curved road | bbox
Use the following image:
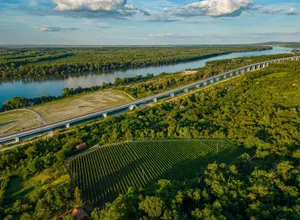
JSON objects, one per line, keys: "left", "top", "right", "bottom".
{"left": 0, "top": 55, "right": 299, "bottom": 145}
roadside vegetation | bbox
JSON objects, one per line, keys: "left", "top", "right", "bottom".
{"left": 0, "top": 57, "right": 299, "bottom": 219}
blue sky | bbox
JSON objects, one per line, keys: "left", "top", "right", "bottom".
{"left": 0, "top": 0, "right": 299, "bottom": 45}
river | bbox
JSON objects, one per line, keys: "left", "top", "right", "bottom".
{"left": 0, "top": 46, "right": 292, "bottom": 105}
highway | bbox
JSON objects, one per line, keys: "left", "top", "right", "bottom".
{"left": 0, "top": 56, "right": 299, "bottom": 145}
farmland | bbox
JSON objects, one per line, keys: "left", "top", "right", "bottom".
{"left": 68, "top": 139, "right": 241, "bottom": 206}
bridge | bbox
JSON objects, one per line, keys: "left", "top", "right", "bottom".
{"left": 0, "top": 56, "right": 299, "bottom": 145}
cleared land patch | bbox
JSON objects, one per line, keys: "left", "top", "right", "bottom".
{"left": 31, "top": 89, "right": 134, "bottom": 124}
{"left": 0, "top": 89, "right": 133, "bottom": 136}
{"left": 0, "top": 110, "right": 40, "bottom": 135}
{"left": 67, "top": 139, "right": 242, "bottom": 206}
{"left": 181, "top": 70, "right": 198, "bottom": 76}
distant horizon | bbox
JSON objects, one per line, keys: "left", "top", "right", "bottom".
{"left": 0, "top": 41, "right": 299, "bottom": 47}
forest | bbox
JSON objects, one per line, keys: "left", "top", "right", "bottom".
{"left": 0, "top": 46, "right": 270, "bottom": 79}
{"left": 0, "top": 58, "right": 299, "bottom": 219}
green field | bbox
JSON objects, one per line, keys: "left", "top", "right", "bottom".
{"left": 68, "top": 139, "right": 241, "bottom": 206}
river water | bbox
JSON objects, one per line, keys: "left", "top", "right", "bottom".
{"left": 0, "top": 46, "right": 292, "bottom": 105}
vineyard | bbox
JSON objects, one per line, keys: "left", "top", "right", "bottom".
{"left": 68, "top": 139, "right": 241, "bottom": 206}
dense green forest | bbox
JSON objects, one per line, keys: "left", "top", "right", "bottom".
{"left": 0, "top": 58, "right": 299, "bottom": 219}
{"left": 0, "top": 46, "right": 270, "bottom": 79}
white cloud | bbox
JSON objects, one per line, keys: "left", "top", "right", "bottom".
{"left": 286, "top": 8, "right": 298, "bottom": 15}
{"left": 164, "top": 0, "right": 254, "bottom": 17}
{"left": 35, "top": 26, "right": 79, "bottom": 32}
{"left": 52, "top": 0, "right": 128, "bottom": 11}
{"left": 259, "top": 7, "right": 299, "bottom": 15}
{"left": 148, "top": 33, "right": 203, "bottom": 38}
{"left": 147, "top": 14, "right": 182, "bottom": 22}
{"left": 263, "top": 8, "right": 285, "bottom": 14}
{"left": 50, "top": 0, "right": 149, "bottom": 18}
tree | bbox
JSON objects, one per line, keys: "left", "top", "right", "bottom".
{"left": 62, "top": 88, "right": 70, "bottom": 97}
{"left": 73, "top": 187, "right": 84, "bottom": 208}
{"left": 139, "top": 196, "right": 164, "bottom": 218}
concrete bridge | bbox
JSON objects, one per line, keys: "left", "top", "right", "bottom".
{"left": 0, "top": 56, "right": 299, "bottom": 145}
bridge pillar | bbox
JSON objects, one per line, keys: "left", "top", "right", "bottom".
{"left": 230, "top": 72, "right": 233, "bottom": 77}
{"left": 170, "top": 92, "right": 175, "bottom": 97}
{"left": 247, "top": 67, "right": 251, "bottom": 72}
{"left": 48, "top": 130, "right": 54, "bottom": 137}
{"left": 203, "top": 81, "right": 208, "bottom": 86}
{"left": 103, "top": 113, "right": 108, "bottom": 118}
{"left": 241, "top": 69, "right": 245, "bottom": 73}
{"left": 153, "top": 97, "right": 158, "bottom": 103}
{"left": 216, "top": 77, "right": 220, "bottom": 82}
{"left": 129, "top": 105, "right": 137, "bottom": 111}
{"left": 223, "top": 74, "right": 227, "bottom": 79}
{"left": 184, "top": 88, "right": 189, "bottom": 93}
{"left": 66, "top": 123, "right": 70, "bottom": 128}
{"left": 196, "top": 84, "right": 200, "bottom": 89}
{"left": 15, "top": 137, "right": 20, "bottom": 143}
{"left": 210, "top": 79, "right": 214, "bottom": 84}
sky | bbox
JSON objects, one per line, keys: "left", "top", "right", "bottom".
{"left": 0, "top": 0, "right": 299, "bottom": 45}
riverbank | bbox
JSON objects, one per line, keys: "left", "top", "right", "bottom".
{"left": 1, "top": 46, "right": 283, "bottom": 105}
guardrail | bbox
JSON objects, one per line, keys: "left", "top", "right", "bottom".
{"left": 1, "top": 56, "right": 299, "bottom": 144}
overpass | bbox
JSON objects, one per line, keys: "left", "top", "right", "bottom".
{"left": 1, "top": 56, "right": 299, "bottom": 145}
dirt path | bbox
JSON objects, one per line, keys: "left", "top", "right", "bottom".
{"left": 0, "top": 108, "right": 46, "bottom": 125}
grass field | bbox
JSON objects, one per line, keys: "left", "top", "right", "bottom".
{"left": 0, "top": 89, "right": 134, "bottom": 136}
{"left": 0, "top": 110, "right": 41, "bottom": 136}
{"left": 68, "top": 139, "right": 242, "bottom": 206}
{"left": 3, "top": 170, "right": 70, "bottom": 202}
